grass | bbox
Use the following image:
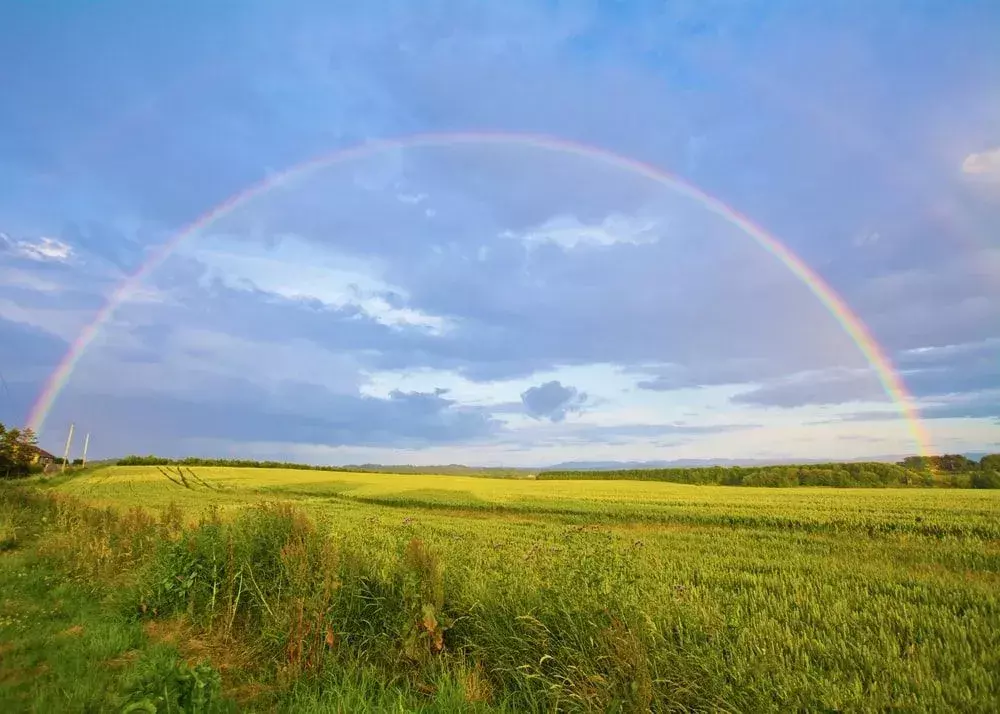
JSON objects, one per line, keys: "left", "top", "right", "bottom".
{"left": 55, "top": 464, "right": 1000, "bottom": 538}
{"left": 1, "top": 465, "right": 998, "bottom": 711}
{"left": 0, "top": 530, "right": 232, "bottom": 712}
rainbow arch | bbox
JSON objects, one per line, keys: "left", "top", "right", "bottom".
{"left": 26, "top": 132, "right": 932, "bottom": 456}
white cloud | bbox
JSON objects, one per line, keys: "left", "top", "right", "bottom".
{"left": 396, "top": 192, "right": 428, "bottom": 205}
{"left": 852, "top": 229, "right": 880, "bottom": 247}
{"left": 2, "top": 234, "right": 73, "bottom": 262}
{"left": 360, "top": 363, "right": 640, "bottom": 409}
{"left": 962, "top": 148, "right": 1000, "bottom": 176}
{"left": 502, "top": 212, "right": 660, "bottom": 250}
{"left": 186, "top": 235, "right": 453, "bottom": 334}
{"left": 900, "top": 337, "right": 1000, "bottom": 359}
{"left": 359, "top": 363, "right": 870, "bottom": 440}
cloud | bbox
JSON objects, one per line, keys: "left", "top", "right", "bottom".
{"left": 917, "top": 391, "right": 1000, "bottom": 420}
{"left": 920, "top": 389, "right": 1000, "bottom": 424}
{"left": 52, "top": 379, "right": 500, "bottom": 456}
{"left": 3, "top": 1, "right": 1000, "bottom": 462}
{"left": 396, "top": 192, "right": 428, "bottom": 205}
{"left": 520, "top": 380, "right": 587, "bottom": 422}
{"left": 0, "top": 317, "right": 68, "bottom": 424}
{"left": 501, "top": 421, "right": 759, "bottom": 448}
{"left": 852, "top": 229, "right": 880, "bottom": 248}
{"left": 1, "top": 234, "right": 73, "bottom": 263}
{"left": 189, "top": 236, "right": 453, "bottom": 335}
{"left": 0, "top": 266, "right": 67, "bottom": 294}
{"left": 633, "top": 358, "right": 784, "bottom": 392}
{"left": 962, "top": 148, "right": 1000, "bottom": 176}
{"left": 811, "top": 410, "right": 899, "bottom": 424}
{"left": 731, "top": 368, "right": 884, "bottom": 408}
{"left": 757, "top": 339, "right": 1000, "bottom": 423}
{"left": 127, "top": 206, "right": 861, "bottom": 389}
{"left": 900, "top": 339, "right": 1000, "bottom": 398}
{"left": 60, "top": 220, "right": 145, "bottom": 272}
{"left": 834, "top": 391, "right": 1000, "bottom": 423}
{"left": 501, "top": 213, "right": 660, "bottom": 251}
{"left": 845, "top": 252, "right": 1000, "bottom": 355}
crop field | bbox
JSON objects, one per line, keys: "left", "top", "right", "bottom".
{"left": 2, "top": 465, "right": 999, "bottom": 712}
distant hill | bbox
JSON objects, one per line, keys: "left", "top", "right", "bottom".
{"left": 113, "top": 455, "right": 535, "bottom": 478}
{"left": 544, "top": 456, "right": 914, "bottom": 471}
{"left": 112, "top": 453, "right": 995, "bottom": 475}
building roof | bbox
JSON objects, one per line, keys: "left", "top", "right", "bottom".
{"left": 31, "top": 446, "right": 58, "bottom": 461}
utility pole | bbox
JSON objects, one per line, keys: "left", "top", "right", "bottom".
{"left": 81, "top": 433, "right": 90, "bottom": 467}
{"left": 61, "top": 422, "right": 75, "bottom": 473}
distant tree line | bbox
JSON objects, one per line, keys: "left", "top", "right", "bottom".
{"left": 538, "top": 455, "right": 1000, "bottom": 489}
{"left": 103, "top": 452, "right": 1000, "bottom": 489}
{"left": 115, "top": 455, "right": 530, "bottom": 478}
{"left": 118, "top": 455, "right": 360, "bottom": 471}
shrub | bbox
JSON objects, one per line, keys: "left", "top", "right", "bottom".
{"left": 399, "top": 538, "right": 451, "bottom": 664}
{"left": 118, "top": 653, "right": 232, "bottom": 713}
{"left": 972, "top": 471, "right": 1000, "bottom": 489}
{"left": 140, "top": 503, "right": 342, "bottom": 680}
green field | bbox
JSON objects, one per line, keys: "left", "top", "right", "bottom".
{"left": 2, "top": 465, "right": 999, "bottom": 712}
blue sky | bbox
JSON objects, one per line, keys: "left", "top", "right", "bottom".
{"left": 1, "top": 1, "right": 998, "bottom": 465}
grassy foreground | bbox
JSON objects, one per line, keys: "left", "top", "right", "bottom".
{"left": 2, "top": 465, "right": 999, "bottom": 712}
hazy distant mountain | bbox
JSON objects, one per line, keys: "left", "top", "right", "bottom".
{"left": 963, "top": 453, "right": 990, "bottom": 462}
{"left": 543, "top": 456, "right": 916, "bottom": 470}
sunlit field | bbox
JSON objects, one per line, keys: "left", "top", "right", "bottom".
{"left": 58, "top": 464, "right": 1000, "bottom": 538}
{"left": 1, "top": 465, "right": 996, "bottom": 712}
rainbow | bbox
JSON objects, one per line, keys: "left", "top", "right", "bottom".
{"left": 26, "top": 132, "right": 932, "bottom": 456}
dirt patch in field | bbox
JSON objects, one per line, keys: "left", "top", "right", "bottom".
{"left": 142, "top": 618, "right": 190, "bottom": 645}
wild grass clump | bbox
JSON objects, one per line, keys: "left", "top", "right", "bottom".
{"left": 37, "top": 495, "right": 160, "bottom": 585}
{"left": 0, "top": 504, "right": 18, "bottom": 551}
{"left": 117, "top": 651, "right": 233, "bottom": 713}
{"left": 139, "top": 506, "right": 473, "bottom": 693}
{"left": 140, "top": 503, "right": 341, "bottom": 682}
{"left": 399, "top": 538, "right": 451, "bottom": 664}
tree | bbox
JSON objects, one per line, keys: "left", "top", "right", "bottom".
{"left": 934, "top": 454, "right": 976, "bottom": 473}
{"left": 972, "top": 471, "right": 1000, "bottom": 489}
{"left": 979, "top": 454, "right": 1000, "bottom": 471}
{"left": 975, "top": 454, "right": 1000, "bottom": 489}
{"left": 0, "top": 422, "right": 39, "bottom": 479}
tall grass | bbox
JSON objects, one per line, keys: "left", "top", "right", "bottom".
{"left": 4, "top": 471, "right": 1000, "bottom": 712}
{"left": 1, "top": 487, "right": 713, "bottom": 710}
